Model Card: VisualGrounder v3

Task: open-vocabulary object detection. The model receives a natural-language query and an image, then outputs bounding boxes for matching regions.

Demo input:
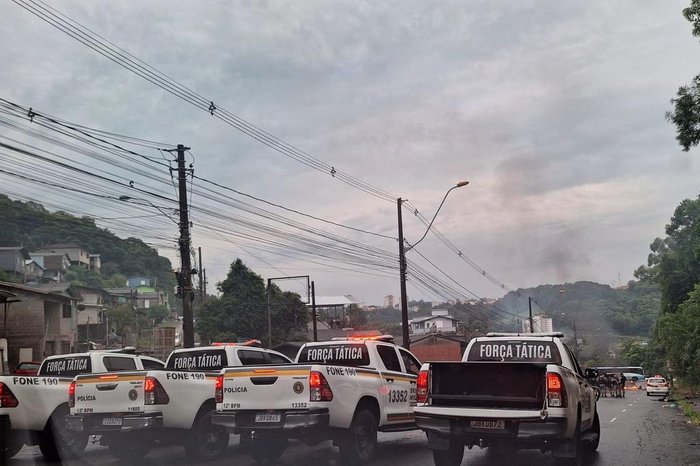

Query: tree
[635,196,700,313]
[346,304,367,329]
[147,304,170,326]
[105,303,135,341]
[195,259,308,345]
[667,1,700,150]
[657,284,700,386]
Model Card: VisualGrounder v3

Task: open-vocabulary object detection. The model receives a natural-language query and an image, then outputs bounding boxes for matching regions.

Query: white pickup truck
[0,348,163,462]
[67,343,292,461]
[414,332,600,466]
[213,336,423,464]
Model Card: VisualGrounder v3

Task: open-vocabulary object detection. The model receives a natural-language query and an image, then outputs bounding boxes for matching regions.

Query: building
[0,247,32,279]
[0,281,78,369]
[521,315,554,333]
[410,333,468,362]
[30,253,71,283]
[409,309,460,336]
[32,243,91,270]
[384,295,395,308]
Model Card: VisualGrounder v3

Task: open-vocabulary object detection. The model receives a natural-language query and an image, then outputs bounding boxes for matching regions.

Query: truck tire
[555,412,582,466]
[184,409,230,461]
[38,406,88,461]
[0,431,24,461]
[339,408,377,464]
[241,432,287,462]
[586,412,600,452]
[432,440,464,466]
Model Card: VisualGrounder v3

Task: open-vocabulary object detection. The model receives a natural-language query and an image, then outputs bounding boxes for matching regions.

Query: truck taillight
[309,370,333,402]
[547,372,567,408]
[215,375,224,403]
[68,381,76,408]
[144,376,170,405]
[0,382,19,408]
[416,370,430,404]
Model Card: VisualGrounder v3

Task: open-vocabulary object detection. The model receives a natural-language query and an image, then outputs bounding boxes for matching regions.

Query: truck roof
[485,332,564,338]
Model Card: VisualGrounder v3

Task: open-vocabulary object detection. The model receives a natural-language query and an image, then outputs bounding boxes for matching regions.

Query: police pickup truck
[213,336,423,464]
[67,342,291,461]
[0,348,163,462]
[414,333,600,466]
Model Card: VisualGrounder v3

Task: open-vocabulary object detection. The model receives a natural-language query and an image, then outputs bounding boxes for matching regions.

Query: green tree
[657,284,700,385]
[635,196,700,313]
[346,304,367,329]
[106,303,135,340]
[667,1,700,150]
[147,304,170,326]
[195,259,308,345]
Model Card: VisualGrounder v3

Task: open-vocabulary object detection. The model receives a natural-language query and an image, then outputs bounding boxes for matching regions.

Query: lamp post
[398,181,469,349]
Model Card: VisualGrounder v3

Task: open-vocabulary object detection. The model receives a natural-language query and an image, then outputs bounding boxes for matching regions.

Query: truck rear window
[297,344,370,366]
[39,356,91,377]
[167,349,227,370]
[467,340,561,364]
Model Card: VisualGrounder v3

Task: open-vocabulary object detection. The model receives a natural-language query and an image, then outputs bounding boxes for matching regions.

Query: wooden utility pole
[397,198,410,350]
[176,144,194,348]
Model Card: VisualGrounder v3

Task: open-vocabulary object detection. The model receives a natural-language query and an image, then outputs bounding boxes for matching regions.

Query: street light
[397,180,469,349]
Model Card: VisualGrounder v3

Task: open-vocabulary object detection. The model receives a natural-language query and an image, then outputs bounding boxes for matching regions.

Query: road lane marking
[629,403,633,407]
[622,409,627,412]
[610,417,617,423]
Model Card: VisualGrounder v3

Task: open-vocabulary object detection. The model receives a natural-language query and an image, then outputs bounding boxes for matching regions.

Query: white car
[646,376,670,396]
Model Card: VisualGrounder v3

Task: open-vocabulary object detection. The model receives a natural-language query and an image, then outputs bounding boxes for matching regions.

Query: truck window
[103,356,137,371]
[140,358,165,370]
[467,340,562,364]
[167,349,227,370]
[377,345,402,372]
[563,345,583,377]
[268,352,292,365]
[239,349,268,365]
[297,344,370,367]
[39,356,91,377]
[398,349,422,375]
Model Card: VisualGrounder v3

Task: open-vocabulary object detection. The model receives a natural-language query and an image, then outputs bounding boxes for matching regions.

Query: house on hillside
[32,243,92,270]
[409,309,460,336]
[0,281,78,370]
[0,247,31,278]
[30,253,71,283]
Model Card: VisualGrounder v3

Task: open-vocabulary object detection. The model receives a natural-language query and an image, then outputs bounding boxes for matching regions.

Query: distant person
[620,373,627,397]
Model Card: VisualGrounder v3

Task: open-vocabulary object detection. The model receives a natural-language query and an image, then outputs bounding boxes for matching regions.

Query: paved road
[9,390,700,465]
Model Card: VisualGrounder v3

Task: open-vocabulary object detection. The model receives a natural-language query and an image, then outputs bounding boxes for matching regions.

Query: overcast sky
[2,1,700,307]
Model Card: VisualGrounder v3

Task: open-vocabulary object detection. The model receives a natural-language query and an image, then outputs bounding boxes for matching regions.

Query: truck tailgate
[220,365,312,410]
[73,372,147,414]
[430,362,546,409]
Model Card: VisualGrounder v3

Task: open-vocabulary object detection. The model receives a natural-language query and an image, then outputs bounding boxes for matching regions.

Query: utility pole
[175,144,194,348]
[397,198,410,350]
[203,269,207,297]
[311,281,318,342]
[198,247,203,302]
[528,297,534,334]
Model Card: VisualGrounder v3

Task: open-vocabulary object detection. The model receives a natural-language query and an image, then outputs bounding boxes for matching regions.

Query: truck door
[564,345,594,426]
[398,348,420,414]
[376,344,412,424]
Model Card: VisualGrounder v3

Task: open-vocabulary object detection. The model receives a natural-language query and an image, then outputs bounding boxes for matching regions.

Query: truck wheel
[38,406,88,461]
[586,412,600,452]
[107,433,152,460]
[432,440,464,466]
[339,409,377,464]
[184,409,230,461]
[0,431,24,460]
[241,432,287,462]
[555,415,582,466]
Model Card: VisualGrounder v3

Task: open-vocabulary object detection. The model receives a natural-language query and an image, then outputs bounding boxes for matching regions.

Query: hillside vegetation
[0,194,175,291]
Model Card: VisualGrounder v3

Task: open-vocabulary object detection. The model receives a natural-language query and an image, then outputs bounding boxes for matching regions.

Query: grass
[677,399,700,426]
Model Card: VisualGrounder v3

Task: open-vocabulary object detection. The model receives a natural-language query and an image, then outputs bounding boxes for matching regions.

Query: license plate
[255,412,281,423]
[102,417,123,426]
[470,419,504,430]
